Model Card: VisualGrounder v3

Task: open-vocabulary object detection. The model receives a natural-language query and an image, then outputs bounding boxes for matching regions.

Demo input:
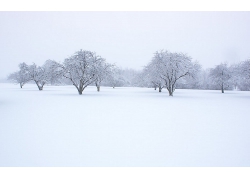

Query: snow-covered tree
[105,66,125,88]
[177,62,202,89]
[42,60,63,85]
[27,60,61,90]
[144,62,165,92]
[95,62,113,92]
[237,59,250,90]
[61,49,106,95]
[120,68,140,87]
[27,63,46,90]
[229,63,241,90]
[133,68,152,88]
[198,69,214,90]
[7,62,30,88]
[209,63,232,93]
[240,59,250,79]
[150,50,199,96]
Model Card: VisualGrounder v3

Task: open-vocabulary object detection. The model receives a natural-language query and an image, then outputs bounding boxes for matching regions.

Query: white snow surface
[0,83,250,167]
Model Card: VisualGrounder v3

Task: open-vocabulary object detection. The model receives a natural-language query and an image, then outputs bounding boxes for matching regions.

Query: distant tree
[119,68,140,87]
[61,49,105,95]
[240,59,250,79]
[132,69,150,88]
[229,63,241,90]
[42,60,63,85]
[237,59,250,90]
[106,66,125,88]
[95,62,113,92]
[7,62,30,88]
[209,63,232,93]
[150,50,199,96]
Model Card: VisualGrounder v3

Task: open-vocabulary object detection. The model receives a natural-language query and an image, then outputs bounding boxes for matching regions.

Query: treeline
[7,49,250,96]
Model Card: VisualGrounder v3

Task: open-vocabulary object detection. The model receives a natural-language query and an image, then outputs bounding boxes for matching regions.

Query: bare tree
[61,49,105,95]
[7,62,30,88]
[209,63,232,93]
[151,50,198,96]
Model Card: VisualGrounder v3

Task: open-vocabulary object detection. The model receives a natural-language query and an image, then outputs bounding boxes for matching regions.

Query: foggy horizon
[1,11,250,79]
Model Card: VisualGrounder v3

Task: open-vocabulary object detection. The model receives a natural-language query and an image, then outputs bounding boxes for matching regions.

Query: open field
[0,83,250,166]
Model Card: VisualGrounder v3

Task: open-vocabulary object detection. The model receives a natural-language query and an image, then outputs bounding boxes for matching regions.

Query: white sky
[0,11,250,78]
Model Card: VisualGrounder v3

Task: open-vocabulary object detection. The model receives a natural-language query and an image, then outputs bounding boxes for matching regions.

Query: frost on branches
[7,62,30,88]
[144,62,165,92]
[27,60,62,91]
[62,50,109,95]
[145,50,199,96]
[209,63,231,93]
[94,61,113,92]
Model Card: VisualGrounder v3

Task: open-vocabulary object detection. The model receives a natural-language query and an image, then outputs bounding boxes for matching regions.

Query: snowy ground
[0,83,250,167]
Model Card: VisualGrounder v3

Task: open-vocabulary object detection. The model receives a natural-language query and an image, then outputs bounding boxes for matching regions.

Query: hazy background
[0,11,250,79]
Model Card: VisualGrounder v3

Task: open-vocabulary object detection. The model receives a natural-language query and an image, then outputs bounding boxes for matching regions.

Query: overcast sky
[0,11,250,78]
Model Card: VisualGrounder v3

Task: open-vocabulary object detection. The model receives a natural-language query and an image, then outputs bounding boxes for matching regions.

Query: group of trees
[178,61,250,93]
[8,49,250,96]
[8,50,116,95]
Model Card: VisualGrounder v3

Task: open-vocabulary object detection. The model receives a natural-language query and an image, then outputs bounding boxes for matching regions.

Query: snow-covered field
[0,83,250,166]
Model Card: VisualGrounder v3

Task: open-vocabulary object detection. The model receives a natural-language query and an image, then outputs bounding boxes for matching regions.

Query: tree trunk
[159,87,162,92]
[20,84,23,88]
[78,90,83,95]
[113,86,115,88]
[38,86,43,91]
[35,81,44,91]
[97,86,100,92]
[78,85,84,95]
[167,87,173,96]
[154,86,157,90]
[222,84,224,93]
[78,86,83,95]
